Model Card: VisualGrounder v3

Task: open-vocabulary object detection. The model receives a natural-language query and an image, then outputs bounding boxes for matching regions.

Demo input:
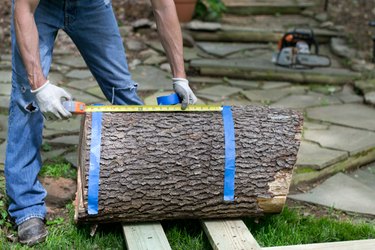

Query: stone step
[349,163,375,190]
[190,58,361,85]
[185,22,343,44]
[222,0,317,15]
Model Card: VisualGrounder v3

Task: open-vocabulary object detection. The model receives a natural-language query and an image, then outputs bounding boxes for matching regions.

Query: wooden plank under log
[75,106,303,223]
[202,219,261,250]
[122,222,171,250]
[262,239,375,250]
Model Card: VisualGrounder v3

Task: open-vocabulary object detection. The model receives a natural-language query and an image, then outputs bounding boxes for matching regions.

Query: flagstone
[56,56,87,68]
[261,81,291,89]
[196,42,269,57]
[41,149,66,162]
[271,94,341,110]
[66,69,93,80]
[303,121,329,130]
[64,87,105,104]
[47,135,79,145]
[242,86,306,104]
[0,71,12,83]
[44,118,81,132]
[64,151,78,168]
[0,141,6,166]
[307,104,375,131]
[86,86,107,100]
[227,79,260,89]
[132,66,172,91]
[189,77,225,85]
[296,141,348,170]
[0,96,10,110]
[304,125,375,155]
[0,83,11,96]
[66,79,98,90]
[349,163,375,190]
[289,173,375,215]
[197,85,242,101]
[48,72,64,84]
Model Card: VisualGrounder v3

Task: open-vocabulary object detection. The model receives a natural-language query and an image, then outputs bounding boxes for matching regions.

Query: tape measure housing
[85,105,223,112]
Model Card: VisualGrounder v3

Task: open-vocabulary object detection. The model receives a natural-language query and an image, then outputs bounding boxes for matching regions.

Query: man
[7,0,197,246]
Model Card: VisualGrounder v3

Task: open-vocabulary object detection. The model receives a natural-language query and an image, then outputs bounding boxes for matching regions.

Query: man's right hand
[31,80,72,121]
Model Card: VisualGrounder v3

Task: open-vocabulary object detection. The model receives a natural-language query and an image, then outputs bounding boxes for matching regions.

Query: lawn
[1,164,375,249]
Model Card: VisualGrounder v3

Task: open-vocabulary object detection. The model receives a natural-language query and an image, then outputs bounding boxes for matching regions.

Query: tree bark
[75,106,303,224]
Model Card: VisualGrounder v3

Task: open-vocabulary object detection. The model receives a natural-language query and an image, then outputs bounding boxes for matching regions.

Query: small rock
[365,91,375,105]
[151,22,157,30]
[132,18,152,30]
[126,39,147,51]
[40,177,77,208]
[160,63,172,73]
[315,13,328,22]
[354,79,375,94]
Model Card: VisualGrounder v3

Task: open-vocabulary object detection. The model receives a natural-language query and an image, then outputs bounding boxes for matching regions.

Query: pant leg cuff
[16,214,45,226]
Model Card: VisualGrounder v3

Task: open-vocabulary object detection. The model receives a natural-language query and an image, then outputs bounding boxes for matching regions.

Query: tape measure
[63,101,222,114]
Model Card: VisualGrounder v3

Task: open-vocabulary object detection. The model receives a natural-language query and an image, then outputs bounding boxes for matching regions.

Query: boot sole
[19,231,48,246]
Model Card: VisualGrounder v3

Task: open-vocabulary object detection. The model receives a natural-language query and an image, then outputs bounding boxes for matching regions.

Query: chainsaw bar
[296,53,331,68]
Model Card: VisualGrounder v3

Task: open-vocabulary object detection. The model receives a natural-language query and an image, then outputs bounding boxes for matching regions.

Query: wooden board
[262,239,375,250]
[202,219,261,250]
[122,222,171,250]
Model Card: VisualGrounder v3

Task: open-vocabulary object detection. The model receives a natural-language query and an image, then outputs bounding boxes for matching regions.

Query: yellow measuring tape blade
[85,105,223,112]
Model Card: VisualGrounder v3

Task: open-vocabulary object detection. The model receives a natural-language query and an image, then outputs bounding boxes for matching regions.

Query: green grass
[245,207,375,247]
[39,161,76,179]
[1,171,375,249]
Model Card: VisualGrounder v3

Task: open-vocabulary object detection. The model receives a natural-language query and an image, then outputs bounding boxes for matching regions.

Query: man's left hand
[173,78,197,110]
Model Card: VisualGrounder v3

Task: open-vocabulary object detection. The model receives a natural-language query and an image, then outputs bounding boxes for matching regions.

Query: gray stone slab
[261,81,291,90]
[227,79,260,90]
[189,77,225,85]
[289,173,375,215]
[143,55,167,65]
[0,114,9,131]
[241,86,306,104]
[307,104,375,131]
[41,149,66,162]
[349,167,375,190]
[0,96,10,110]
[296,141,348,170]
[56,56,87,68]
[44,118,81,132]
[0,83,11,96]
[143,91,171,105]
[42,129,69,139]
[132,66,172,91]
[271,94,341,110]
[197,85,242,101]
[303,121,329,130]
[126,39,147,51]
[190,58,360,84]
[64,151,78,168]
[66,79,98,90]
[48,72,64,84]
[196,42,269,57]
[86,86,107,100]
[0,71,12,83]
[47,135,79,145]
[354,79,375,94]
[304,125,375,155]
[0,141,6,165]
[365,91,375,106]
[64,87,104,104]
[146,41,201,61]
[66,69,93,80]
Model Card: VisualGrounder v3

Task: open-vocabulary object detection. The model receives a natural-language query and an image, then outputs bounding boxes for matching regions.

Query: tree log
[75,106,303,223]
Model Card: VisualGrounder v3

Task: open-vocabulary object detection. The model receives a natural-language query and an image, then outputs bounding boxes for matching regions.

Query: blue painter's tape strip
[222,106,236,201]
[88,111,103,215]
[157,93,181,105]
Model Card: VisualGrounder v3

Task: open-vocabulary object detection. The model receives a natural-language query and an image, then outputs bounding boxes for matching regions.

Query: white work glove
[173,78,197,110]
[31,80,72,121]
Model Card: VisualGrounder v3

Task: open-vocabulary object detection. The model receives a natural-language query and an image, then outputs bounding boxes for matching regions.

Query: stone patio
[0,0,375,216]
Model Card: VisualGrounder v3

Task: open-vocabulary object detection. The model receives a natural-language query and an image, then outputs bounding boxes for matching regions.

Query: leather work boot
[18,218,48,246]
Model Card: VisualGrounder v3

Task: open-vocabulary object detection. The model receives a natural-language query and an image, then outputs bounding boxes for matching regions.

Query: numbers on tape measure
[85,105,222,112]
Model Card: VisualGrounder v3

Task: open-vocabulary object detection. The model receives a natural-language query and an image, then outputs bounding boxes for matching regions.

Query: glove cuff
[172,78,189,85]
[31,80,50,93]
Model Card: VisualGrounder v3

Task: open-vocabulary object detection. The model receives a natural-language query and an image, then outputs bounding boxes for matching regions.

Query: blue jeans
[6,0,143,225]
